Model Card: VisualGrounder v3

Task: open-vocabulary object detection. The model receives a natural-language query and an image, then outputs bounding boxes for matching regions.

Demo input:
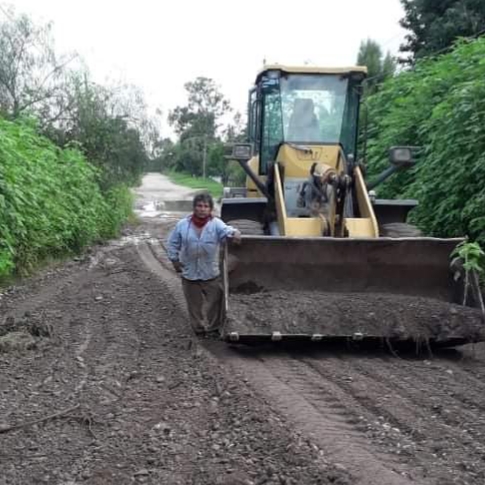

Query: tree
[168,77,231,176]
[382,52,396,78]
[104,82,163,158]
[224,111,246,143]
[147,137,175,172]
[43,72,150,187]
[169,77,231,139]
[399,0,485,63]
[206,112,246,185]
[357,39,396,94]
[0,8,77,121]
[0,7,155,187]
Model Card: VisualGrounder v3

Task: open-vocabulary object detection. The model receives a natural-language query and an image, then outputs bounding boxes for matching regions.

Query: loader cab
[248,66,367,174]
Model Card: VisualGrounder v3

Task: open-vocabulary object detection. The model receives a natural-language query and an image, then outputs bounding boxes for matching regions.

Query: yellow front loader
[219,65,484,347]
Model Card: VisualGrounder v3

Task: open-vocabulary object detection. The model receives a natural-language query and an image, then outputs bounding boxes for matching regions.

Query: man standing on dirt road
[167,193,241,337]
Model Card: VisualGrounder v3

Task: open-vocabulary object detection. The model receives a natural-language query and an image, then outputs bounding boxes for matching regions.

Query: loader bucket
[221,236,485,347]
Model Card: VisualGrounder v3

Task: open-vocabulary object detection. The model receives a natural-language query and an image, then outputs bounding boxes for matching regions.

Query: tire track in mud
[0,262,88,321]
[56,255,141,407]
[357,355,485,420]
[396,354,485,412]
[449,348,485,382]
[328,357,485,483]
[139,238,424,485]
[0,267,104,425]
[246,352,416,484]
[301,355,485,483]
[381,355,485,447]
[301,355,429,440]
[312,354,484,435]
[71,321,92,395]
[355,355,485,467]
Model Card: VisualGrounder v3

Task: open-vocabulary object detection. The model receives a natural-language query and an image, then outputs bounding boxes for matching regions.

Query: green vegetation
[364,38,485,245]
[399,0,485,63]
[3,1,485,279]
[357,39,395,94]
[0,117,132,278]
[152,77,246,187]
[452,241,485,311]
[168,171,223,199]
[0,8,157,278]
[453,241,485,275]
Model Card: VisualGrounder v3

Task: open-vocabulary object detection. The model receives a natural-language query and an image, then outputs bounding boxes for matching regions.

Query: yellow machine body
[245,156,265,198]
[272,144,378,238]
[219,65,481,347]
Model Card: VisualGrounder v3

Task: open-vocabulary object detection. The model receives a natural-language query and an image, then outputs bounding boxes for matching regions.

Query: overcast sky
[8,0,406,135]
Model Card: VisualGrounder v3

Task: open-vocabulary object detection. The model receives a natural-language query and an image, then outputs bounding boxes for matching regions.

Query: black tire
[228,219,265,235]
[379,222,423,238]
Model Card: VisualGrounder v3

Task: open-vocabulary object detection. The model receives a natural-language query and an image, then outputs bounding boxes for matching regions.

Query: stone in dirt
[0,331,36,352]
[133,469,150,476]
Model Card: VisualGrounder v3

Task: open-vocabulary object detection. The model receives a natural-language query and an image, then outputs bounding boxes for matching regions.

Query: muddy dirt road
[2,173,485,485]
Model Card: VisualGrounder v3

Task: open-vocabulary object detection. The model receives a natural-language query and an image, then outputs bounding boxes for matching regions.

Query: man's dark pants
[181,277,224,334]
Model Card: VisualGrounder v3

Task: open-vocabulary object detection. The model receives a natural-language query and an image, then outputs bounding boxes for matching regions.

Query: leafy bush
[0,117,131,277]
[364,38,485,244]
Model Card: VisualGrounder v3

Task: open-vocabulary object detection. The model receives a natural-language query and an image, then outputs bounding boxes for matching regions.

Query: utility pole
[202,138,207,179]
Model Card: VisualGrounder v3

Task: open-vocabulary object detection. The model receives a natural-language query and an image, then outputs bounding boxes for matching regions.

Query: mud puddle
[134,199,193,218]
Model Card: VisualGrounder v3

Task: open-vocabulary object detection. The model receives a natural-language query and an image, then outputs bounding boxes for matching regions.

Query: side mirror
[223,142,271,200]
[226,143,253,163]
[367,146,419,191]
[389,146,417,168]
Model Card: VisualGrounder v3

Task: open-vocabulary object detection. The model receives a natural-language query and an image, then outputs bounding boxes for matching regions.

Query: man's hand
[172,261,183,273]
[230,230,242,245]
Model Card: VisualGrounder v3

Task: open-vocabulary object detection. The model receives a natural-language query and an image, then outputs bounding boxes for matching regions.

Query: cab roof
[255,64,368,83]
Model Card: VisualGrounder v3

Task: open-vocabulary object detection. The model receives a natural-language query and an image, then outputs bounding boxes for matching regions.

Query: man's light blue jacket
[167,216,237,281]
